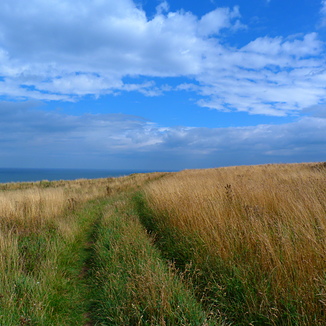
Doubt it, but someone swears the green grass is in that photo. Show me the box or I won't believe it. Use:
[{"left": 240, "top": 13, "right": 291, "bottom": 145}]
[
  {"left": 0, "top": 199, "right": 109, "bottom": 325},
  {"left": 87, "top": 194, "right": 222, "bottom": 325}
]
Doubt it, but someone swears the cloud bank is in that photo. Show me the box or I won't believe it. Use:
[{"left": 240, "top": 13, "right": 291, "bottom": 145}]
[
  {"left": 0, "top": 102, "right": 324, "bottom": 169},
  {"left": 0, "top": 0, "right": 325, "bottom": 116}
]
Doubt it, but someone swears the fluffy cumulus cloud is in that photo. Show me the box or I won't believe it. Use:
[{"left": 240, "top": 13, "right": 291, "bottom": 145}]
[
  {"left": 0, "top": 101, "right": 325, "bottom": 169},
  {"left": 0, "top": 0, "right": 325, "bottom": 116}
]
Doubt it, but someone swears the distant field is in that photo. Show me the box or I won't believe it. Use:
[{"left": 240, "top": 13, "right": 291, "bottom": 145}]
[{"left": 0, "top": 163, "right": 325, "bottom": 325}]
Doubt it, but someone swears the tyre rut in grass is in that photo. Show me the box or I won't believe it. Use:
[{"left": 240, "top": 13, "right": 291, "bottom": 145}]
[{"left": 87, "top": 193, "right": 220, "bottom": 325}]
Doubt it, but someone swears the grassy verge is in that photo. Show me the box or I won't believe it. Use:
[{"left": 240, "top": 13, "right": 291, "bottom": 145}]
[
  {"left": 87, "top": 193, "right": 222, "bottom": 325},
  {"left": 0, "top": 199, "right": 108, "bottom": 325}
]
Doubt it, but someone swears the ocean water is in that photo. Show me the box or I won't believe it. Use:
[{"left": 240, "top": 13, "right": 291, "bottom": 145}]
[{"left": 0, "top": 168, "right": 146, "bottom": 184}]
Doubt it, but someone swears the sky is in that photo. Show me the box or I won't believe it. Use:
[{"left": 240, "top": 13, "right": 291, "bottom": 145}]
[{"left": 0, "top": 0, "right": 325, "bottom": 170}]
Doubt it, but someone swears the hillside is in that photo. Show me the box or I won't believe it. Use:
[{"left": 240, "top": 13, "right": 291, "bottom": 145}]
[{"left": 0, "top": 163, "right": 325, "bottom": 325}]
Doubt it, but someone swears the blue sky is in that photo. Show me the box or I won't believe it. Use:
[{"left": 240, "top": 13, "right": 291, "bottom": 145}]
[{"left": 0, "top": 0, "right": 325, "bottom": 170}]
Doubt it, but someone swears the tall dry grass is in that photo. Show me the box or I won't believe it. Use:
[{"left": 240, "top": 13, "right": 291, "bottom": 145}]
[
  {"left": 141, "top": 163, "right": 326, "bottom": 324},
  {"left": 0, "top": 172, "right": 165, "bottom": 232}
]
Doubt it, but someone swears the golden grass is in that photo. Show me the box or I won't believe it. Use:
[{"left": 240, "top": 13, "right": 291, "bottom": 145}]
[
  {"left": 0, "top": 172, "right": 165, "bottom": 232},
  {"left": 142, "top": 163, "right": 326, "bottom": 323}
]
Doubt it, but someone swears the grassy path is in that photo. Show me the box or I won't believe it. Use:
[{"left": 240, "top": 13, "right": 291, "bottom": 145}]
[
  {"left": 84, "top": 193, "right": 220, "bottom": 325},
  {"left": 1, "top": 190, "right": 220, "bottom": 325}
]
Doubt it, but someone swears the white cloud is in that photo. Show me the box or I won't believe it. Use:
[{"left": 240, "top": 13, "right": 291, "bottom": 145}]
[
  {"left": 0, "top": 1, "right": 325, "bottom": 116},
  {"left": 35, "top": 74, "right": 123, "bottom": 96},
  {"left": 156, "top": 1, "right": 169, "bottom": 15},
  {"left": 195, "top": 33, "right": 325, "bottom": 116},
  {"left": 242, "top": 33, "right": 321, "bottom": 59},
  {"left": 198, "top": 6, "right": 241, "bottom": 36}
]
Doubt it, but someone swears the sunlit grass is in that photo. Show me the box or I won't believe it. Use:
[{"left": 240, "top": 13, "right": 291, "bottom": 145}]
[
  {"left": 139, "top": 163, "right": 326, "bottom": 325},
  {"left": 2, "top": 164, "right": 325, "bottom": 324}
]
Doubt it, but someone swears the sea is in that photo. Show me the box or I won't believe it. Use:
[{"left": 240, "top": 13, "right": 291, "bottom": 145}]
[{"left": 0, "top": 168, "right": 151, "bottom": 184}]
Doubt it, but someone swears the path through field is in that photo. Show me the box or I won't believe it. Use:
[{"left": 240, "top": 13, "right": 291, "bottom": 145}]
[
  {"left": 3, "top": 163, "right": 323, "bottom": 324},
  {"left": 0, "top": 175, "right": 220, "bottom": 325},
  {"left": 79, "top": 193, "right": 219, "bottom": 325}
]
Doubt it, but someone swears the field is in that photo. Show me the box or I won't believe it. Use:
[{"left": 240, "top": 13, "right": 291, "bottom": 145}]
[{"left": 0, "top": 163, "right": 325, "bottom": 325}]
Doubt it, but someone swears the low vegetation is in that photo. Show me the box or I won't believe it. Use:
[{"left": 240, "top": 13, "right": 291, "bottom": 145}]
[{"left": 0, "top": 163, "right": 325, "bottom": 325}]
